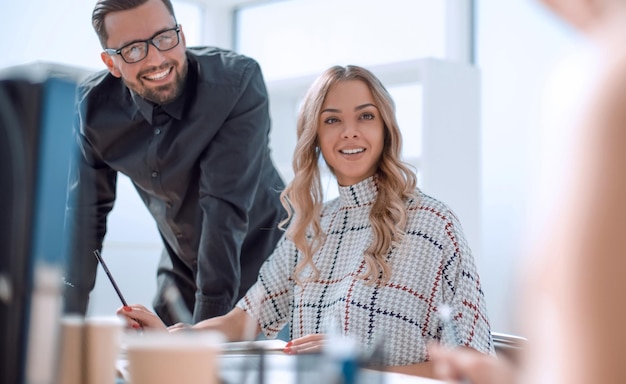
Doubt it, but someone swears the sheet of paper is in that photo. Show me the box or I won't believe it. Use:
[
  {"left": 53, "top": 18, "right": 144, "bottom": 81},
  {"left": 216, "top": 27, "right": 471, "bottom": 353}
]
[{"left": 219, "top": 339, "right": 287, "bottom": 354}]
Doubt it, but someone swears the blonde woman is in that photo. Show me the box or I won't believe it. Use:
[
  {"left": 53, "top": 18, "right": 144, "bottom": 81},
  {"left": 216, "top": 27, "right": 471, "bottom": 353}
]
[{"left": 118, "top": 65, "right": 493, "bottom": 378}]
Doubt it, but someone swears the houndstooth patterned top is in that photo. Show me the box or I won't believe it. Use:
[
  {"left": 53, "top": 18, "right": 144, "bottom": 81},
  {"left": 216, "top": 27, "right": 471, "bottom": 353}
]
[{"left": 237, "top": 176, "right": 494, "bottom": 365}]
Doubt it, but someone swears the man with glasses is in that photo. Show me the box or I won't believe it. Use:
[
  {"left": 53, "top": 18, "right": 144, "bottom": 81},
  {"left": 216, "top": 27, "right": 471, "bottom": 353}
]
[{"left": 64, "top": 0, "right": 286, "bottom": 326}]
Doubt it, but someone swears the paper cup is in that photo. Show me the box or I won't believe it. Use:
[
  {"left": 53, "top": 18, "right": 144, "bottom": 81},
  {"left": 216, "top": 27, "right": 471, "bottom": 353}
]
[
  {"left": 55, "top": 315, "right": 85, "bottom": 384},
  {"left": 126, "top": 331, "right": 223, "bottom": 384},
  {"left": 84, "top": 316, "right": 123, "bottom": 384}
]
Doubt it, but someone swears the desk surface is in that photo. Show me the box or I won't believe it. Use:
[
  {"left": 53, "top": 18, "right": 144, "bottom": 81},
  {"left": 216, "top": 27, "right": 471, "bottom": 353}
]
[
  {"left": 117, "top": 349, "right": 444, "bottom": 384},
  {"left": 219, "top": 352, "right": 444, "bottom": 384}
]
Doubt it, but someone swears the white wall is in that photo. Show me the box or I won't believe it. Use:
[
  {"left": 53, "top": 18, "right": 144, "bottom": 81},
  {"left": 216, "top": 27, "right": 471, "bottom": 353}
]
[
  {"left": 0, "top": 1, "right": 102, "bottom": 70},
  {"left": 476, "top": 0, "right": 578, "bottom": 334}
]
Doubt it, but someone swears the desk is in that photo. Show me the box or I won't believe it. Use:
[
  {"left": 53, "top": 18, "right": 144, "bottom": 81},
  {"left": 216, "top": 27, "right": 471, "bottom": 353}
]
[
  {"left": 219, "top": 352, "right": 444, "bottom": 384},
  {"left": 118, "top": 350, "right": 444, "bottom": 384}
]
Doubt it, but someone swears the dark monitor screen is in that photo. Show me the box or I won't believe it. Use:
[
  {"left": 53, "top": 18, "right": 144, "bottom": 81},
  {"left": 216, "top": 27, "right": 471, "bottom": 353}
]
[{"left": 0, "top": 62, "right": 88, "bottom": 384}]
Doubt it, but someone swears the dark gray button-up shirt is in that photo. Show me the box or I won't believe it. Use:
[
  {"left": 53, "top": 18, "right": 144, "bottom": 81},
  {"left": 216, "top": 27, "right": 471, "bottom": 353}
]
[{"left": 65, "top": 47, "right": 285, "bottom": 323}]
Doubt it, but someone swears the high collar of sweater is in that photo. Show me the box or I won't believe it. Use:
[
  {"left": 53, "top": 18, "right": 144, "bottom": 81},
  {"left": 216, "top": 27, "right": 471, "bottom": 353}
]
[{"left": 337, "top": 176, "right": 378, "bottom": 208}]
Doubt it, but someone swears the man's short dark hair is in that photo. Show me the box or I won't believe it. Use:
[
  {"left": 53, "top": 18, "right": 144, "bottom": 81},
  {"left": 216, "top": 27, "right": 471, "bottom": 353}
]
[{"left": 92, "top": 0, "right": 176, "bottom": 48}]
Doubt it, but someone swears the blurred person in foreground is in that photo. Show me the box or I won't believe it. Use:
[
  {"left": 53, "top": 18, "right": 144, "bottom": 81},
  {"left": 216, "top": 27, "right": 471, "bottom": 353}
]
[
  {"left": 118, "top": 64, "right": 494, "bottom": 378},
  {"left": 429, "top": 0, "right": 626, "bottom": 383},
  {"left": 64, "top": 0, "right": 285, "bottom": 325}
]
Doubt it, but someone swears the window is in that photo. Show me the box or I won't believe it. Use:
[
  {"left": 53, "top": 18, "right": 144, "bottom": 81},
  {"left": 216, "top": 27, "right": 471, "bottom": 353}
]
[
  {"left": 236, "top": 0, "right": 448, "bottom": 81},
  {"left": 172, "top": 1, "right": 204, "bottom": 47}
]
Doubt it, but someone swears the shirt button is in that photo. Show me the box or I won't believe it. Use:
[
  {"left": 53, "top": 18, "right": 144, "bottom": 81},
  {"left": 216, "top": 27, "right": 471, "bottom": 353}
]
[
  {"left": 154, "top": 128, "right": 161, "bottom": 135},
  {"left": 151, "top": 171, "right": 159, "bottom": 178},
  {"left": 176, "top": 233, "right": 183, "bottom": 239}
]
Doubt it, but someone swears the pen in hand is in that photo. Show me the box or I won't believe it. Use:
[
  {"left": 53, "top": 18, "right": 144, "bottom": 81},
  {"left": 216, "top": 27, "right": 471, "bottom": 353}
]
[
  {"left": 93, "top": 249, "right": 128, "bottom": 307},
  {"left": 94, "top": 250, "right": 144, "bottom": 331}
]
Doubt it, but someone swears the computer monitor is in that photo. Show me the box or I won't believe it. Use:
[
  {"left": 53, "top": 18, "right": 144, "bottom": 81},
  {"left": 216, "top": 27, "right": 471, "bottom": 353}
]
[{"left": 0, "top": 62, "right": 89, "bottom": 384}]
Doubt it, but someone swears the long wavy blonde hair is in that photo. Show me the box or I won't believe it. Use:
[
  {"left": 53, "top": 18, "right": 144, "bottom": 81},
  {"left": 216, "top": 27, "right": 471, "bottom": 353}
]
[{"left": 280, "top": 65, "right": 418, "bottom": 284}]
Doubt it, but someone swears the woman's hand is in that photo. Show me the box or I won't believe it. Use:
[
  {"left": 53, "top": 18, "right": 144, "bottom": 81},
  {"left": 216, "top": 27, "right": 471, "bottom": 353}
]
[
  {"left": 428, "top": 343, "right": 517, "bottom": 384},
  {"left": 283, "top": 334, "right": 326, "bottom": 354},
  {"left": 116, "top": 304, "right": 168, "bottom": 331},
  {"left": 167, "top": 322, "right": 193, "bottom": 332}
]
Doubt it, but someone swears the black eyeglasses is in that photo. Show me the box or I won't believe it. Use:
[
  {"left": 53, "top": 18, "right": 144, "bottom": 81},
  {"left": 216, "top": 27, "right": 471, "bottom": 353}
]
[{"left": 104, "top": 25, "right": 181, "bottom": 64}]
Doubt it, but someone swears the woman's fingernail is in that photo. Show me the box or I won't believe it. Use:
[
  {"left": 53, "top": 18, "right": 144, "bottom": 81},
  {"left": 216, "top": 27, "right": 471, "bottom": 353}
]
[
  {"left": 132, "top": 323, "right": 141, "bottom": 329},
  {"left": 285, "top": 341, "right": 292, "bottom": 347},
  {"left": 123, "top": 306, "right": 132, "bottom": 312},
  {"left": 283, "top": 347, "right": 294, "bottom": 355}
]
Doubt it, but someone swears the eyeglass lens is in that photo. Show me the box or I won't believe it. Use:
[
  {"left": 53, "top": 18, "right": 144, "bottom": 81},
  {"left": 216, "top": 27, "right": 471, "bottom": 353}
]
[{"left": 120, "top": 28, "right": 179, "bottom": 63}]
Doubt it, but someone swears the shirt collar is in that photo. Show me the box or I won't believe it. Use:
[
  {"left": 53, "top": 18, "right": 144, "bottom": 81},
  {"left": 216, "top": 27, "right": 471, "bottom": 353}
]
[{"left": 130, "top": 58, "right": 194, "bottom": 125}]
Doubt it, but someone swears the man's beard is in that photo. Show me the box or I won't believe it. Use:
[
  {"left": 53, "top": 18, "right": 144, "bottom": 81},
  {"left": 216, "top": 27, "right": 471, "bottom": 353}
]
[{"left": 129, "top": 60, "right": 188, "bottom": 105}]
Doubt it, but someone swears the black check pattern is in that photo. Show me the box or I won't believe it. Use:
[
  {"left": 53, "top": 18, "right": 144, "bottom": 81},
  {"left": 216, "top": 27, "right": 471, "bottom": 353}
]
[{"left": 238, "top": 177, "right": 494, "bottom": 365}]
